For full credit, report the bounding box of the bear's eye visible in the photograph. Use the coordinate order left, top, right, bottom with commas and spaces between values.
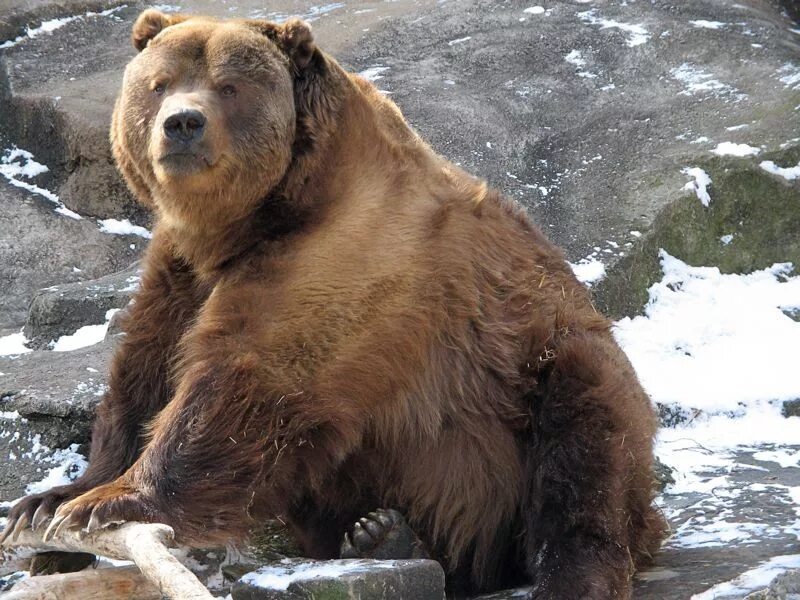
220, 85, 237, 98
153, 83, 167, 95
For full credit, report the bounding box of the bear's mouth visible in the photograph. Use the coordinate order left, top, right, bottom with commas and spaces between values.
158, 151, 213, 175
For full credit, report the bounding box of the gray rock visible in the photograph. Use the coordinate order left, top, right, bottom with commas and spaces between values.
654, 457, 676, 492
23, 261, 140, 349
766, 569, 800, 599
231, 559, 445, 600
0, 180, 143, 332
783, 400, 800, 418
0, 339, 113, 501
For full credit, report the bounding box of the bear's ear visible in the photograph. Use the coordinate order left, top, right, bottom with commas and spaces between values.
252, 18, 316, 71
131, 9, 189, 52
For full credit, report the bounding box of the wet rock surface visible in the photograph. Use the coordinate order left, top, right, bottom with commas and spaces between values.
0, 0, 799, 598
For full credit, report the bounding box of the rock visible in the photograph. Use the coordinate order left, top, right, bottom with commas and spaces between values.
231, 559, 446, 600
765, 569, 800, 599
595, 148, 800, 318
782, 400, 800, 418
23, 261, 140, 349
654, 457, 676, 492
0, 339, 113, 501
0, 180, 142, 332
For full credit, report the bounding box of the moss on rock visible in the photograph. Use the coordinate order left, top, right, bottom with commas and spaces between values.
595, 147, 800, 318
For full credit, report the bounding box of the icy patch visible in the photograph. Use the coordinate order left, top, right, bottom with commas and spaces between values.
614, 251, 800, 414
711, 142, 761, 157
523, 7, 545, 15
777, 63, 800, 90
720, 234, 734, 245
681, 167, 712, 207
242, 559, 396, 591
691, 555, 800, 599
0, 147, 81, 219
671, 63, 742, 100
0, 6, 125, 49
578, 10, 650, 47
568, 258, 606, 286
690, 136, 711, 144
690, 20, 726, 30
0, 331, 32, 356
760, 160, 800, 181
150, 4, 182, 12
358, 66, 390, 82
50, 309, 120, 352
99, 218, 152, 239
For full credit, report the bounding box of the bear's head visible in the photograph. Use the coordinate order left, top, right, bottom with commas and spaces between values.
111, 10, 318, 229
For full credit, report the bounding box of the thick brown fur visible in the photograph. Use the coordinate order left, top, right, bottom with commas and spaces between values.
5, 11, 666, 597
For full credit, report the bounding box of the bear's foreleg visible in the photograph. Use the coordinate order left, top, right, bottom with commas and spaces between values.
522, 332, 662, 600
42, 318, 367, 546
2, 237, 205, 546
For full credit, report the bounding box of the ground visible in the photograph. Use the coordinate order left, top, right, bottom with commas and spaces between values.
0, 1, 799, 598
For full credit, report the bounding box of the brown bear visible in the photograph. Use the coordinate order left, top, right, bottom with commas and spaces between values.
3, 9, 666, 598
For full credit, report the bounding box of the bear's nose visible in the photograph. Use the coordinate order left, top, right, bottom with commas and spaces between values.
163, 109, 206, 143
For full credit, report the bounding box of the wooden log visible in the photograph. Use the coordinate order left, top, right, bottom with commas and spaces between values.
2, 522, 214, 600
2, 565, 162, 600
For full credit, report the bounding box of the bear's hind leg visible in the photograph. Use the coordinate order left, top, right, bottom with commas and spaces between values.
522, 332, 663, 600
340, 508, 429, 560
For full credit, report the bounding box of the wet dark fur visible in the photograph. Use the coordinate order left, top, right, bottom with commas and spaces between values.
5, 10, 666, 597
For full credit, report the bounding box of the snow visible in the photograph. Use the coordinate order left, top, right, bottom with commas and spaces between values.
578, 10, 650, 47
711, 142, 761, 157
241, 559, 394, 590
569, 258, 606, 285
1, 146, 82, 220
777, 63, 800, 90
681, 167, 712, 206
448, 36, 472, 46
691, 555, 800, 599
50, 309, 120, 352
760, 160, 800, 181
720, 234, 734, 245
0, 331, 32, 356
614, 251, 800, 415
565, 50, 586, 68
671, 63, 742, 100
690, 20, 726, 30
358, 66, 390, 82
98, 218, 153, 239
0, 6, 125, 49
523, 7, 545, 15
26, 444, 88, 495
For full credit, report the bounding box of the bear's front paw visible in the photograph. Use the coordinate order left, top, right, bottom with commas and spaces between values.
43, 479, 164, 542
0, 483, 88, 544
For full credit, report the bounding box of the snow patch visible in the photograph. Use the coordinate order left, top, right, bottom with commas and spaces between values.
568, 258, 606, 286
523, 7, 546, 15
671, 63, 742, 100
777, 63, 800, 90
691, 555, 800, 599
681, 167, 712, 207
242, 559, 397, 591
358, 66, 390, 82
711, 142, 761, 157
25, 444, 88, 495
0, 147, 81, 219
614, 250, 800, 414
0, 331, 32, 356
578, 10, 650, 47
760, 160, 800, 181
98, 218, 153, 239
448, 36, 472, 46
0, 6, 125, 49
690, 20, 726, 30
50, 309, 120, 352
